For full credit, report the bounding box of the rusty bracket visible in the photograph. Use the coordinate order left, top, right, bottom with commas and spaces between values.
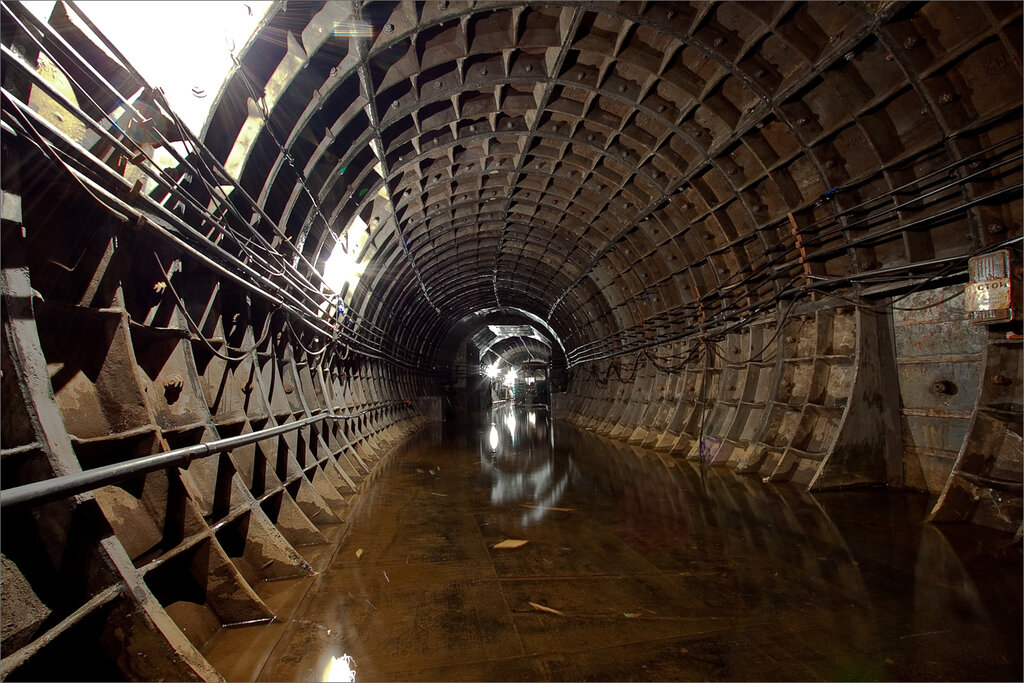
787, 212, 812, 289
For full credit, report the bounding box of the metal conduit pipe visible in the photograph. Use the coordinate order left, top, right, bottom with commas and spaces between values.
0, 403, 409, 510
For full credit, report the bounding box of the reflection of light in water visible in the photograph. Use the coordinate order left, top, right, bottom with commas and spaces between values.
323, 654, 356, 682
480, 407, 576, 524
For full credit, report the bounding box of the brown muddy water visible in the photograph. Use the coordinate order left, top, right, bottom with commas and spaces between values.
203, 404, 1022, 681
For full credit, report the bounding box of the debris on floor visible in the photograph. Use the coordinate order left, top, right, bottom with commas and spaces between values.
520, 503, 574, 512
355, 548, 364, 559
528, 601, 563, 615
493, 539, 529, 549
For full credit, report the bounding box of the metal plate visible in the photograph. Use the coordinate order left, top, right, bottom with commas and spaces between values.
964, 278, 1012, 313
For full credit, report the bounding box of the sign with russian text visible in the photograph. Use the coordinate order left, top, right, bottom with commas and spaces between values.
964, 278, 1011, 312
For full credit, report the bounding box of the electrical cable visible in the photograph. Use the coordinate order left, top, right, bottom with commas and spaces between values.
284, 316, 332, 358
153, 252, 277, 362
3, 3, 356, 333
1, 91, 129, 222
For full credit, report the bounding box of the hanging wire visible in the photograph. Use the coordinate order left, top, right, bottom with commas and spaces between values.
153, 252, 276, 362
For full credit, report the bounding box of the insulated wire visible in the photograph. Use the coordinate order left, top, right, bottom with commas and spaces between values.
7, 1, 1019, 374
3, 2, 348, 333
1, 91, 129, 222
2, 46, 411, 366
153, 252, 277, 362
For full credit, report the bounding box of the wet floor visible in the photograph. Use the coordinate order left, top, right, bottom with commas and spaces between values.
204, 405, 1022, 682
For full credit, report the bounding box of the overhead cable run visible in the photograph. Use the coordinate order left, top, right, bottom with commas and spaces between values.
0, 0, 447, 372
561, 130, 1023, 368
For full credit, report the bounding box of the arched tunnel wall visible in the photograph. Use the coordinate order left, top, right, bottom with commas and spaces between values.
1, 179, 440, 679
1, 1, 1022, 680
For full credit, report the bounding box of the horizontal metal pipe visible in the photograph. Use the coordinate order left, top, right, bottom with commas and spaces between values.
0, 404, 409, 510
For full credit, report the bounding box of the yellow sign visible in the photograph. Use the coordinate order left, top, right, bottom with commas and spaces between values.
964, 278, 1011, 312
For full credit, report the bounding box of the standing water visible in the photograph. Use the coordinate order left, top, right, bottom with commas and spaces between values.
204, 405, 1022, 681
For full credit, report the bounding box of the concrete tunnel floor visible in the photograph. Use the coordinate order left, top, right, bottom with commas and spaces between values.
201, 405, 1022, 682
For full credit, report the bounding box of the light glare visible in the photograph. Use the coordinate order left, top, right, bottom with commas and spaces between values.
323, 654, 356, 682
323, 217, 367, 294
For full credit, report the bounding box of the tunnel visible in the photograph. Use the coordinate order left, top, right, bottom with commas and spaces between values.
1, 0, 1022, 680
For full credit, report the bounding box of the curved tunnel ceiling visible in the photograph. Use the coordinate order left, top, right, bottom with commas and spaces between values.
203, 0, 1023, 370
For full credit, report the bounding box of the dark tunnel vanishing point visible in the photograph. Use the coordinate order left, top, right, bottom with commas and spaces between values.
0, 1, 1022, 680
